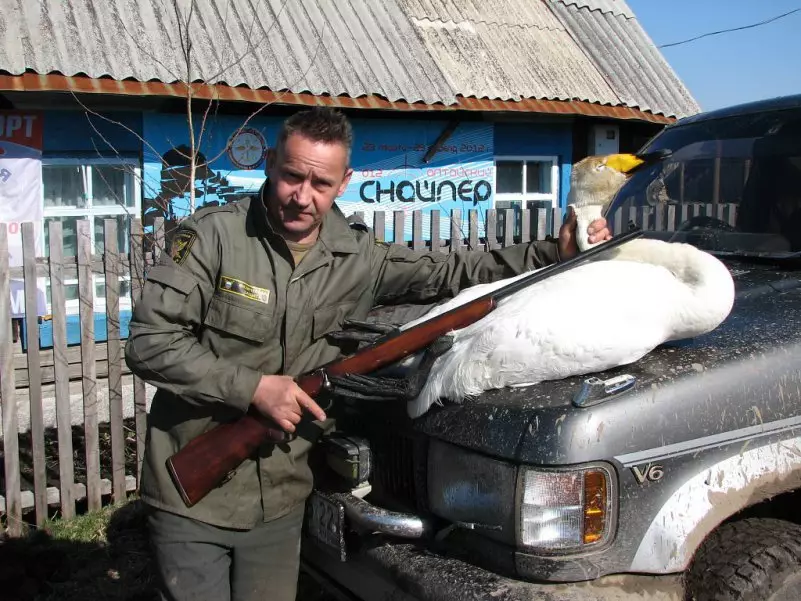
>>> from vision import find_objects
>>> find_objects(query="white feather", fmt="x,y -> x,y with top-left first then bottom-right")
405,237 -> 735,418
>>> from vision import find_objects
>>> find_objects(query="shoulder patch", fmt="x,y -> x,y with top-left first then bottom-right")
171,230 -> 197,265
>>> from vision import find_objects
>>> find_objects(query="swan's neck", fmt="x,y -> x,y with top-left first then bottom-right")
569,203 -> 606,252
607,238 -> 735,339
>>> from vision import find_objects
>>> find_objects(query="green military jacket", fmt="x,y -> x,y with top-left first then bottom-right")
125,185 -> 562,529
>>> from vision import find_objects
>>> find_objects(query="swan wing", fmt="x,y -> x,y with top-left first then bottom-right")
408,260 -> 689,418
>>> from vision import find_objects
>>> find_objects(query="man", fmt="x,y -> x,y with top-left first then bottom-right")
125,107 -> 611,601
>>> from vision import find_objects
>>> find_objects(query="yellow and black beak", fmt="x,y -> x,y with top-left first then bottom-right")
604,153 -> 646,174
605,149 -> 671,175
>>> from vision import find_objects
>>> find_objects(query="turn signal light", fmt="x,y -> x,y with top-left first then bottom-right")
583,470 -> 607,544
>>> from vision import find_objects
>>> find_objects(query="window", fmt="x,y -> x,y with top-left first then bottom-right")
494,155 -> 560,239
41,158 -> 141,314
609,109 -> 801,254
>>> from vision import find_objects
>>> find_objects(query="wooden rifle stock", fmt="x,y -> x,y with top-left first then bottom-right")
166,228 -> 644,507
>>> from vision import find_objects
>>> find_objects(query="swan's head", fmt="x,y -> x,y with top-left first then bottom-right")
568,154 -> 645,209
568,153 -> 645,251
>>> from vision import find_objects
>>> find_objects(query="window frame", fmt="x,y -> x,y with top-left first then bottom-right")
41,156 -> 142,314
493,154 -> 560,208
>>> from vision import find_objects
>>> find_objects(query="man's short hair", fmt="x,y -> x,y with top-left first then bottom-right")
276,107 -> 354,165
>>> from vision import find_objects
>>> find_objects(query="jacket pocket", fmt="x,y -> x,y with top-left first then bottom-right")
144,264 -> 198,296
312,300 -> 356,340
203,296 -> 274,343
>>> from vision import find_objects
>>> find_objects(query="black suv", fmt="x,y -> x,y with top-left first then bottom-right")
301,94 -> 801,601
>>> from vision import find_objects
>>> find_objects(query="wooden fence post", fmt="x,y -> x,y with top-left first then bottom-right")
154,217 -> 165,265
449,209 -> 462,253
373,212 -> 385,243
77,219 -> 101,511
430,211 -> 442,253
104,219 -> 126,504
468,209 -> 479,251
48,220 -> 75,520
502,208 -> 514,248
0,223 -> 22,536
552,207 -> 563,238
412,211 -> 424,251
485,210 -> 499,251
130,218 -> 147,485
520,209 -> 531,243
22,223 -> 46,527
393,211 -> 405,245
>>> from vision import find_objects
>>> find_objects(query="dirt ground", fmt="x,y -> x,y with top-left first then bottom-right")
0,499 -> 333,601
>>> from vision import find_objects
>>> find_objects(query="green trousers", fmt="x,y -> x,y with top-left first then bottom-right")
147,504 -> 305,601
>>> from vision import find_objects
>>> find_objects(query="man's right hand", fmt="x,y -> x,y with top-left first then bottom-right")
251,375 -> 327,433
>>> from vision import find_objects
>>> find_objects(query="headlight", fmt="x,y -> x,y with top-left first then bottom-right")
517,464 -> 616,552
427,440 -> 517,544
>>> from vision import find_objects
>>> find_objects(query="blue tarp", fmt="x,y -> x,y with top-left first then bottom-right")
20,310 -> 132,351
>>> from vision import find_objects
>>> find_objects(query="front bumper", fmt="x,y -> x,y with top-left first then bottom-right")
300,535 -> 685,601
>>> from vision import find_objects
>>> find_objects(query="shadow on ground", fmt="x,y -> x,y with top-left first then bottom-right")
0,500 -> 332,601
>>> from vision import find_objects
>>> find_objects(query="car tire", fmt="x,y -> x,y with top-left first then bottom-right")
686,517 -> 801,601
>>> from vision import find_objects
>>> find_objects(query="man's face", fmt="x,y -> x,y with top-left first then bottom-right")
265,133 -> 353,240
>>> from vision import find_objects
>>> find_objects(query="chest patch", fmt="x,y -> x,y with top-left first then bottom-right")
218,275 -> 271,305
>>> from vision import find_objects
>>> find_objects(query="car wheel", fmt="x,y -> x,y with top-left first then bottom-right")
686,517 -> 801,601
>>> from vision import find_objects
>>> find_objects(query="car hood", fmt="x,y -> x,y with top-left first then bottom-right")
413,259 -> 801,464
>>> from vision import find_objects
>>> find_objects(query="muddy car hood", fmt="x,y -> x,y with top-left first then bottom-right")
413,259 -> 801,465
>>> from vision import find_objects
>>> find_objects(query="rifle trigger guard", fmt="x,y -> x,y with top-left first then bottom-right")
315,368 -> 333,392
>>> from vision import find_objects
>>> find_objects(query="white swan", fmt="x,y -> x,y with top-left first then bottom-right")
405,154 -> 735,418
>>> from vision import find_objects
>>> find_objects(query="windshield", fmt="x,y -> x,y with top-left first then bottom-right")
606,107 -> 801,256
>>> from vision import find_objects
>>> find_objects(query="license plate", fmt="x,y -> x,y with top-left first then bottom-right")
305,491 -> 347,562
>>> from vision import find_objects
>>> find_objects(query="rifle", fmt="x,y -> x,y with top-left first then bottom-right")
166,228 -> 644,507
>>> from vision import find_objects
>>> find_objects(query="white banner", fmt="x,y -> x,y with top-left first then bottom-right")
0,112 -> 44,318
0,113 -> 44,267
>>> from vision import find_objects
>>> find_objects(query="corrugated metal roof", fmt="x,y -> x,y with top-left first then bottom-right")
399,0 -> 566,29
549,1 -> 701,118
0,0 -> 455,105
399,0 -> 621,105
0,0 -> 699,119
0,73 -> 676,123
556,0 -> 634,18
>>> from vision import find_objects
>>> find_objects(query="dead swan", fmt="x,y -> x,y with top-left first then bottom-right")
405,154 -> 735,418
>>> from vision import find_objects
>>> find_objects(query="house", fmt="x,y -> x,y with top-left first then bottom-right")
0,0 -> 699,340
0,0 -> 702,520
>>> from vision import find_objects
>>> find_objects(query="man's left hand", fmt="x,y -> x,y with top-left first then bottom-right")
557,206 -> 612,259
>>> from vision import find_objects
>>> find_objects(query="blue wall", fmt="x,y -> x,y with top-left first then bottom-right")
493,122 -> 573,208
141,113 -> 497,241
44,111 -> 143,155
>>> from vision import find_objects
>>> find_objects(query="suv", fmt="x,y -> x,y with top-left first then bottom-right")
300,94 -> 801,601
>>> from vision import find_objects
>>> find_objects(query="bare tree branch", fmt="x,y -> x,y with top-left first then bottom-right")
174,0 -> 191,81
68,91 -> 167,171
203,0 -> 278,84
194,84 -> 221,161
76,0 -> 327,240
201,19 -> 329,167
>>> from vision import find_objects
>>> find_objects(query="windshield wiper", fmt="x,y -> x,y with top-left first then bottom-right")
709,250 -> 801,261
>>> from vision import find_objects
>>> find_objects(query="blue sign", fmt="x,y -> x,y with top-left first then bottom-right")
143,114 -> 495,240
338,121 -> 494,240
143,113 -> 277,231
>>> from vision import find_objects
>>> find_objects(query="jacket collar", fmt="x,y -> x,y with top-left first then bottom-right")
254,180 -> 360,255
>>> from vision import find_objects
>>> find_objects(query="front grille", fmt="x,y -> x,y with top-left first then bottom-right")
336,408 -> 428,512
370,430 -> 422,510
